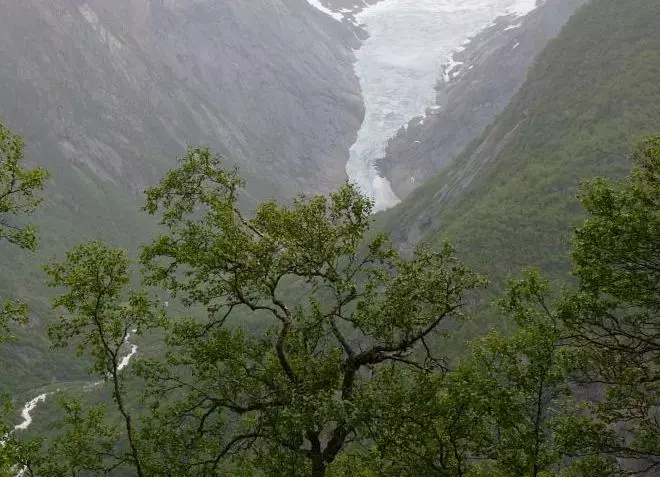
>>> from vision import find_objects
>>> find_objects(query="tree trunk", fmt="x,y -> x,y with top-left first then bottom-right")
311,456 -> 326,477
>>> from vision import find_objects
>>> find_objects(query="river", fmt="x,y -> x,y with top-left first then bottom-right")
10,331 -> 138,436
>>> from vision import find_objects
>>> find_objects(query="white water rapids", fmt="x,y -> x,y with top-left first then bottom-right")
1,332 -> 138,475
308,0 -> 538,211
7,331 -> 138,437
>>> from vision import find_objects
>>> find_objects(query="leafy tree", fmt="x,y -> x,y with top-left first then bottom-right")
21,134 -> 658,477
354,270 -> 573,477
0,301 -> 28,346
39,242 -> 163,477
467,270 -> 569,477
0,122 -> 48,476
3,399 -> 120,477
336,362 -> 491,477
0,121 -> 49,251
0,121 -> 48,339
4,242 -> 162,477
7,147 -> 483,477
556,135 -> 660,473
131,147 -> 485,476
325,269 -> 623,477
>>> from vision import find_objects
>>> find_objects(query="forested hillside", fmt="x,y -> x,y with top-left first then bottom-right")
379,0 -> 660,282
3,134 -> 659,477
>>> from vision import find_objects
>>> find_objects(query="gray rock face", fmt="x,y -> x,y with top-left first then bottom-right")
377,0 -> 587,199
0,0 -> 363,199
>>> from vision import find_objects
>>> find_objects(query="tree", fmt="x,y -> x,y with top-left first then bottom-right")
0,147 -> 481,477
354,270 -> 575,477
0,121 -> 49,341
0,122 -> 48,477
334,357 -> 492,477
467,270 -> 569,477
128,147 -> 485,476
39,242 -> 163,477
0,121 -> 49,251
556,135 -> 660,473
30,134 -> 659,476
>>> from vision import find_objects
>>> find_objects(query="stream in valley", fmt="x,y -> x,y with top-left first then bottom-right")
10,331 -> 138,437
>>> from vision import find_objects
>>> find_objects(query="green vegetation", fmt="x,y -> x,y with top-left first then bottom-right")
379,0 -> 660,284
17,148 -> 484,476
0,122 -> 48,252
555,136 -> 660,469
0,121 -> 49,476
0,120 -> 48,342
1,0 -> 660,474
1,135 -> 658,476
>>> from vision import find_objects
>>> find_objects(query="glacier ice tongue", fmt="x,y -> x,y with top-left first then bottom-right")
346,0 -> 538,211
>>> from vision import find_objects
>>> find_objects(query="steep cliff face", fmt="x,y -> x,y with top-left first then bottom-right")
378,0 -> 587,199
0,0 -> 362,198
0,0 -> 364,392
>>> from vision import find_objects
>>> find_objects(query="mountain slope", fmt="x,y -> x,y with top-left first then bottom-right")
379,0 -> 660,283
0,0 -> 362,197
0,0 -> 363,394
378,0 -> 587,199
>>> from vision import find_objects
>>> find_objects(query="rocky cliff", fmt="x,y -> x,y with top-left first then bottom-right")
0,0 -> 363,199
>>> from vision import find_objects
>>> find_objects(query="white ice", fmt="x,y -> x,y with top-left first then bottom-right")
346,0 -> 539,211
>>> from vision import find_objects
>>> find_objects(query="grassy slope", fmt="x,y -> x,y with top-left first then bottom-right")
379,0 -> 660,291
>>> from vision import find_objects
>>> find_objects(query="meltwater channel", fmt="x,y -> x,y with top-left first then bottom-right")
308,0 -> 538,211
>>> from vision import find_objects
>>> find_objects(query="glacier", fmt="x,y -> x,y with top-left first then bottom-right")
307,0 -> 540,211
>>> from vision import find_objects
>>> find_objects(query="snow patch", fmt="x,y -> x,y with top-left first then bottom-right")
305,0 -> 344,21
